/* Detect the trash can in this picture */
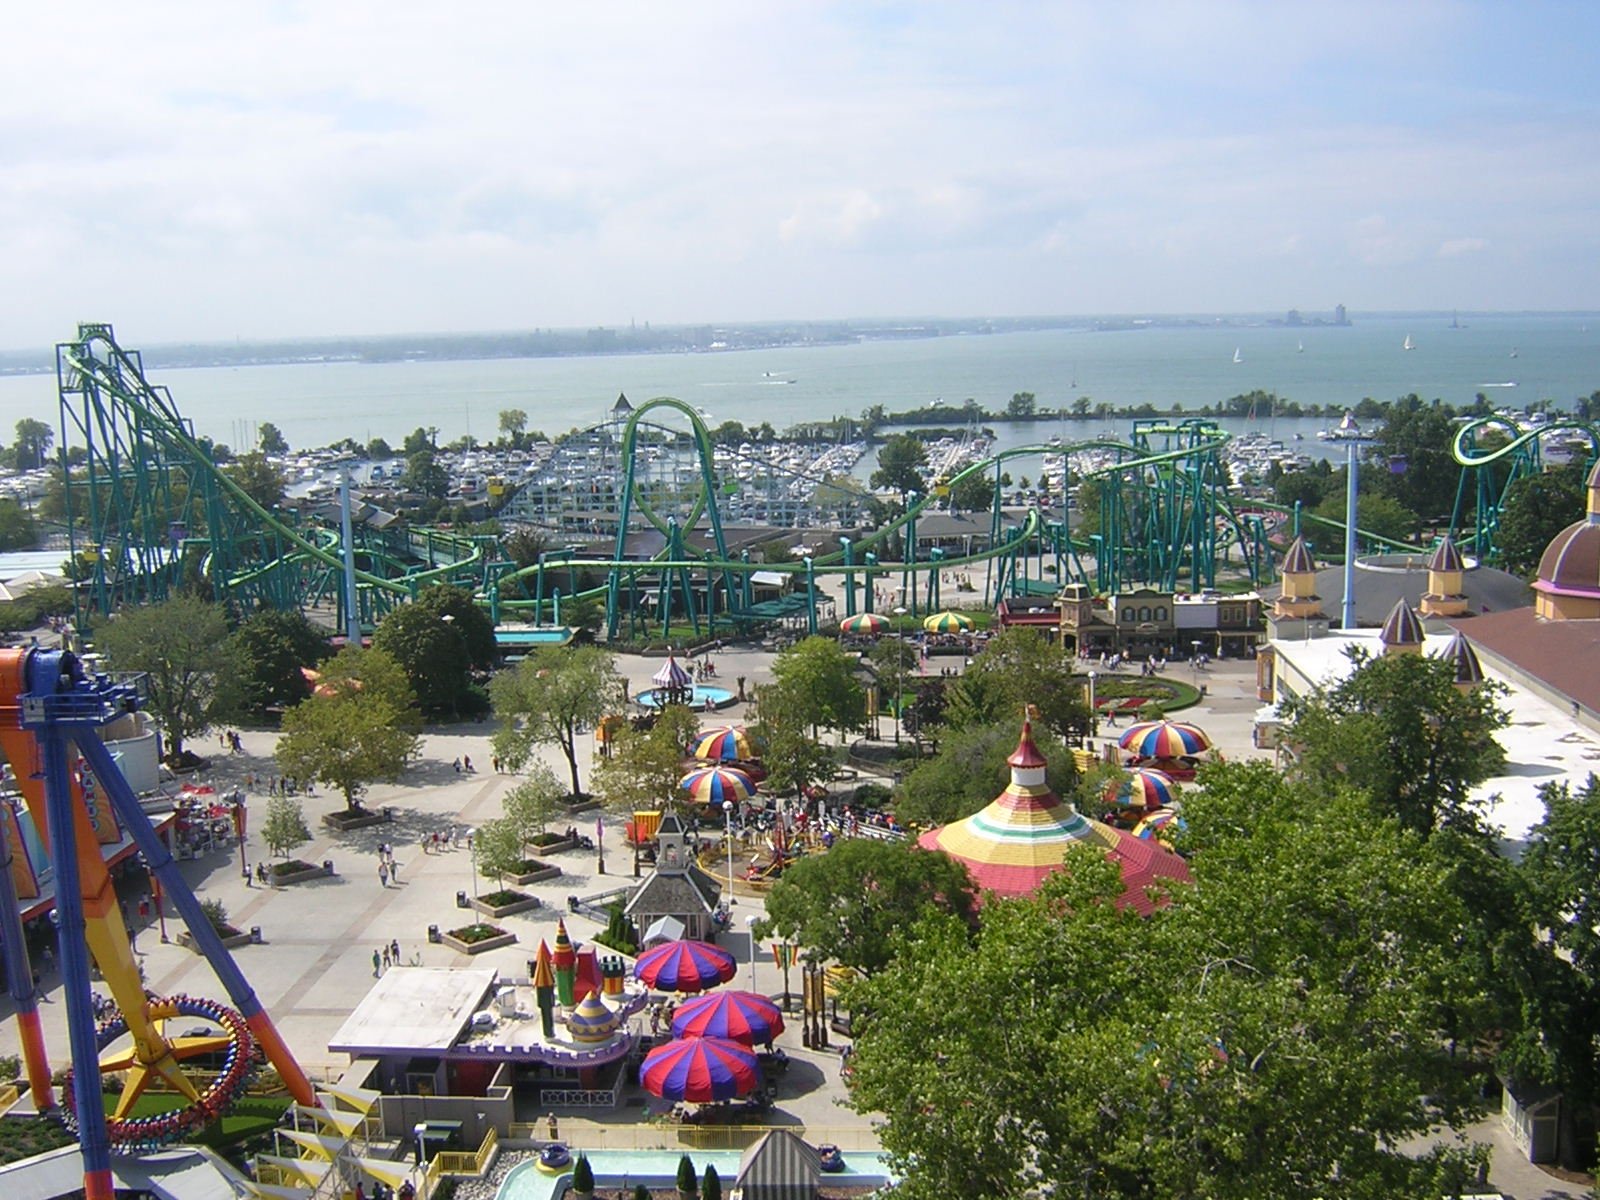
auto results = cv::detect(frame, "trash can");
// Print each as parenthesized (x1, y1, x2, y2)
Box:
(250, 926, 262, 943)
(567, 895, 579, 913)
(457, 890, 469, 908)
(428, 924, 441, 944)
(322, 859, 334, 874)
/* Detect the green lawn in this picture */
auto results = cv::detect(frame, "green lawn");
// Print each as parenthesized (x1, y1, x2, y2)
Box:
(102, 1090, 291, 1149)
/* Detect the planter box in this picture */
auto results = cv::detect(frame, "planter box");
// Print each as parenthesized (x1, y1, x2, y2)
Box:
(176, 928, 253, 953)
(509, 861, 563, 886)
(441, 928, 517, 955)
(270, 862, 331, 886)
(470, 893, 543, 919)
(323, 808, 390, 832)
(527, 835, 576, 855)
(563, 797, 601, 815)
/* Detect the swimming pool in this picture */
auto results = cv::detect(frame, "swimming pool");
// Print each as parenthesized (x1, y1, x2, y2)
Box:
(496, 1147, 893, 1200)
(496, 627, 576, 648)
(634, 685, 735, 710)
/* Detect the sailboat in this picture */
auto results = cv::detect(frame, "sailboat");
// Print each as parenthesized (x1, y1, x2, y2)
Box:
(1296, 340, 1304, 353)
(1509, 347, 1519, 358)
(1232, 347, 1243, 364)
(1403, 335, 1414, 351)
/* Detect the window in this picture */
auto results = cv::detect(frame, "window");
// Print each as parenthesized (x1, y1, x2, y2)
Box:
(1155, 606, 1167, 621)
(1122, 608, 1134, 622)
(1139, 606, 1151, 622)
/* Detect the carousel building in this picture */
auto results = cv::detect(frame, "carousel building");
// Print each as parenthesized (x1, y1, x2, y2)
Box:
(917, 718, 1190, 913)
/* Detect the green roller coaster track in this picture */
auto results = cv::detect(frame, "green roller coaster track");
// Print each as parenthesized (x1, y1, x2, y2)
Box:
(65, 323, 1579, 643)
(1449, 415, 1600, 565)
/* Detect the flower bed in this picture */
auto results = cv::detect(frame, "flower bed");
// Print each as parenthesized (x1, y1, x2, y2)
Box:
(529, 832, 576, 853)
(508, 858, 562, 885)
(322, 807, 391, 832)
(469, 889, 543, 919)
(176, 925, 253, 953)
(268, 859, 330, 885)
(441, 923, 517, 955)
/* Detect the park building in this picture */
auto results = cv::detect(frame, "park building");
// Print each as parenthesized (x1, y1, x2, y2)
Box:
(1047, 581, 1263, 659)
(1253, 460, 1600, 1166)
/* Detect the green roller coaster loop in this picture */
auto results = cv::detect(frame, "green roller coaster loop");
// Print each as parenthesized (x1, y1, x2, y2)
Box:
(56, 324, 485, 630)
(1449, 415, 1600, 565)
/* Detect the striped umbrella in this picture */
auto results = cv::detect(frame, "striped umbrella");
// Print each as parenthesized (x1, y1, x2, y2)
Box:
(1134, 806, 1186, 844)
(1117, 720, 1212, 759)
(922, 611, 975, 634)
(671, 990, 786, 1047)
(634, 939, 738, 993)
(839, 612, 889, 635)
(693, 726, 756, 762)
(653, 653, 693, 689)
(679, 765, 757, 805)
(1106, 768, 1179, 811)
(640, 1036, 762, 1102)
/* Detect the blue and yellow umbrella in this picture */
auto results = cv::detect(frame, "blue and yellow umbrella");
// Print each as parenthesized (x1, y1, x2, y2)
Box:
(1106, 768, 1180, 812)
(692, 727, 756, 762)
(680, 765, 757, 805)
(1117, 720, 1211, 760)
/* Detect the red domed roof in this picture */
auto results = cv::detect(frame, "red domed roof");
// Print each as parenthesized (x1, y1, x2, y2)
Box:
(1535, 522, 1600, 599)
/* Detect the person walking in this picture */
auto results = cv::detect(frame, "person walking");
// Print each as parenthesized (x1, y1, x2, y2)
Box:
(378, 862, 389, 888)
(372, 949, 382, 977)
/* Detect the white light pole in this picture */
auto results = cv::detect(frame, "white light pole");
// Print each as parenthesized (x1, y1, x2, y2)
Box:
(1191, 639, 1202, 690)
(723, 799, 736, 909)
(744, 914, 760, 992)
(892, 606, 908, 743)
(1087, 669, 1098, 739)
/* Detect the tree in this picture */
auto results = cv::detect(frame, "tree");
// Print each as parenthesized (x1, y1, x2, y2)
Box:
(261, 794, 311, 861)
(895, 721, 1080, 830)
(230, 609, 330, 715)
(223, 451, 285, 510)
(274, 647, 421, 813)
(1373, 396, 1460, 520)
(947, 469, 995, 515)
(594, 704, 699, 814)
(572, 1154, 594, 1198)
(1005, 391, 1037, 419)
(504, 763, 566, 839)
(13, 419, 53, 471)
(769, 637, 865, 738)
(870, 434, 928, 499)
(366, 436, 393, 459)
(699, 1163, 720, 1200)
(845, 763, 1490, 1199)
(402, 426, 438, 456)
(498, 409, 528, 446)
(1495, 463, 1588, 575)
(94, 596, 239, 760)
(257, 422, 289, 455)
(944, 627, 1089, 743)
(502, 529, 551, 572)
(372, 603, 474, 715)
(1505, 774, 1600, 1168)
(750, 683, 838, 800)
(491, 645, 623, 796)
(0, 498, 37, 551)
(1282, 645, 1509, 837)
(473, 817, 527, 890)
(403, 449, 449, 499)
(1312, 487, 1419, 544)
(869, 638, 918, 744)
(757, 838, 975, 977)
(676, 1155, 696, 1196)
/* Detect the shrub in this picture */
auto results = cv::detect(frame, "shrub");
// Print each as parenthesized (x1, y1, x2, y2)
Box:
(199, 898, 236, 935)
(447, 923, 506, 944)
(479, 889, 530, 909)
(572, 1153, 594, 1194)
(676, 1154, 696, 1193)
(634, 1186, 652, 1200)
(700, 1163, 721, 1200)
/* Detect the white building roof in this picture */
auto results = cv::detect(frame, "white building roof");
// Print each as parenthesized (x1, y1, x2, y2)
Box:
(328, 966, 497, 1055)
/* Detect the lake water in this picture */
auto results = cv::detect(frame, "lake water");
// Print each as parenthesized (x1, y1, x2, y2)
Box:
(2, 313, 1596, 453)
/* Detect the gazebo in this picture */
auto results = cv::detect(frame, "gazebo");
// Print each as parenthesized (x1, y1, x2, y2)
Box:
(918, 717, 1190, 914)
(652, 652, 695, 707)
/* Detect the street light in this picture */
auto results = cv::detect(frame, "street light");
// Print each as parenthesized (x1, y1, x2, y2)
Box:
(1087, 670, 1098, 741)
(723, 799, 736, 909)
(1191, 639, 1203, 690)
(744, 914, 760, 992)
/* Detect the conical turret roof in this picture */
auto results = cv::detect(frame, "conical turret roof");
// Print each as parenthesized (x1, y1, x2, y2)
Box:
(1281, 535, 1317, 575)
(1436, 631, 1484, 686)
(1379, 598, 1425, 647)
(1427, 536, 1464, 573)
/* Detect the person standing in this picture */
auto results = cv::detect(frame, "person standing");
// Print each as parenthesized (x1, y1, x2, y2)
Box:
(378, 862, 389, 888)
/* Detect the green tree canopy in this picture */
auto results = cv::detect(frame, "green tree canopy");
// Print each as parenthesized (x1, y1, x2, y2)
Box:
(491, 645, 623, 796)
(1311, 487, 1420, 544)
(503, 763, 566, 838)
(473, 817, 527, 889)
(223, 451, 286, 510)
(261, 794, 311, 861)
(944, 626, 1089, 742)
(750, 682, 838, 800)
(756, 838, 976, 977)
(0, 498, 38, 551)
(257, 422, 289, 455)
(846, 761, 1490, 1199)
(94, 596, 239, 759)
(870, 434, 929, 499)
(1494, 462, 1588, 575)
(594, 704, 699, 815)
(13, 418, 53, 471)
(769, 636, 866, 738)
(230, 609, 329, 715)
(274, 646, 421, 812)
(894, 720, 1082, 831)
(1281, 645, 1509, 836)
(1372, 396, 1460, 519)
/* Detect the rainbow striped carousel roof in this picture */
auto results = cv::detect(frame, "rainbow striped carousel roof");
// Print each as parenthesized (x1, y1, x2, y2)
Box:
(918, 718, 1189, 914)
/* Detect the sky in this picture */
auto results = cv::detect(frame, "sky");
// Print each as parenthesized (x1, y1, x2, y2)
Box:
(4, 1, 1599, 348)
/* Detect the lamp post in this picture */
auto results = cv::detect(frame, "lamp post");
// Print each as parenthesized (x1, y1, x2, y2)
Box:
(1087, 670, 1098, 742)
(723, 799, 736, 908)
(744, 914, 760, 992)
(1191, 639, 1202, 689)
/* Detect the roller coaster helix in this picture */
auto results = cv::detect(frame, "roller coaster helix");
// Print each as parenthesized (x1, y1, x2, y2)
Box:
(1449, 414, 1600, 565)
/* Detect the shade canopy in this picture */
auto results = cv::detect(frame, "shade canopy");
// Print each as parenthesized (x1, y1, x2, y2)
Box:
(640, 1036, 762, 1102)
(672, 989, 786, 1047)
(634, 939, 738, 993)
(1134, 807, 1186, 843)
(1117, 719, 1212, 759)
(693, 726, 757, 762)
(1107, 768, 1179, 812)
(680, 765, 757, 805)
(839, 612, 889, 635)
(919, 718, 1190, 914)
(922, 610, 975, 634)
(653, 653, 693, 689)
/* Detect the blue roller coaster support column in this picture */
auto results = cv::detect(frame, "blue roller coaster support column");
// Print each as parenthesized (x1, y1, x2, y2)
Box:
(902, 494, 918, 615)
(928, 548, 943, 611)
(863, 552, 878, 613)
(339, 469, 362, 646)
(804, 558, 818, 635)
(39, 723, 113, 1199)
(740, 551, 753, 613)
(0, 813, 53, 1109)
(552, 589, 562, 627)
(1342, 438, 1360, 630)
(840, 537, 856, 616)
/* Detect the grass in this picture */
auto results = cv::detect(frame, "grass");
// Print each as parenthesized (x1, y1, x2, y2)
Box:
(100, 1091, 291, 1149)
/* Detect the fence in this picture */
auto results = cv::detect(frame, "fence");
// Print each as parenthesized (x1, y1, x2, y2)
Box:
(508, 1122, 883, 1153)
(425, 1126, 499, 1192)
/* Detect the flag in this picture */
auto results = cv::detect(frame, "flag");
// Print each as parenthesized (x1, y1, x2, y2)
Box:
(771, 943, 799, 968)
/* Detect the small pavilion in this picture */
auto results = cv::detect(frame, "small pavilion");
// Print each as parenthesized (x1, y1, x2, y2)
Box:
(917, 718, 1190, 914)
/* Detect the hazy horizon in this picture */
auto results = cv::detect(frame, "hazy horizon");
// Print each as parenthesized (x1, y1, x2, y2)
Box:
(6, 3, 1599, 348)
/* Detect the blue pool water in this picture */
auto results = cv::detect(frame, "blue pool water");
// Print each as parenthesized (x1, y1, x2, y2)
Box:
(495, 628, 575, 647)
(497, 1147, 894, 1200)
(634, 685, 735, 709)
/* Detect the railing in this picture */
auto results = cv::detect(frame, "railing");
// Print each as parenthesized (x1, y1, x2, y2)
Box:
(538, 1087, 619, 1107)
(508, 1122, 883, 1153)
(0, 1084, 19, 1112)
(424, 1127, 499, 1194)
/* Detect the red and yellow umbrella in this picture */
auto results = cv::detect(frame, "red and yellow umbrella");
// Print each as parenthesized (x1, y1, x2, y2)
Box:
(1117, 720, 1211, 760)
